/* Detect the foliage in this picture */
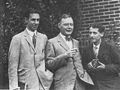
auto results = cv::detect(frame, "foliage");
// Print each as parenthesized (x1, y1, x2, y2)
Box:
(2, 0, 79, 87)
(2, 0, 120, 88)
(3, 0, 79, 59)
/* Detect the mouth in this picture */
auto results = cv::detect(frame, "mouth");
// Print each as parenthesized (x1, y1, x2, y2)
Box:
(33, 25, 38, 28)
(66, 29, 72, 32)
(90, 38, 95, 41)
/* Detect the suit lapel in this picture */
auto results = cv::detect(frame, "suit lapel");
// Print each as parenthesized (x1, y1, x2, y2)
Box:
(57, 34, 78, 51)
(98, 40, 106, 58)
(72, 39, 77, 49)
(57, 34, 70, 51)
(89, 44, 96, 59)
(35, 32, 43, 51)
(88, 41, 106, 60)
(23, 30, 35, 52)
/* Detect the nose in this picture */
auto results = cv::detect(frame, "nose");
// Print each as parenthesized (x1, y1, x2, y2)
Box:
(68, 24, 71, 27)
(68, 24, 73, 29)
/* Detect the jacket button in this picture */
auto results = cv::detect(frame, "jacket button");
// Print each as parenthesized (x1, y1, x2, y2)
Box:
(80, 74, 84, 78)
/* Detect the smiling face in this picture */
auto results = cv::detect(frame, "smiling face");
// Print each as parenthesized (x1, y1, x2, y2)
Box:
(89, 27, 104, 45)
(58, 17, 74, 36)
(26, 13, 40, 32)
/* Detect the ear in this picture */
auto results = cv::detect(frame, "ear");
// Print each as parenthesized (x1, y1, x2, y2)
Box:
(100, 32, 104, 37)
(24, 17, 29, 24)
(58, 22, 61, 29)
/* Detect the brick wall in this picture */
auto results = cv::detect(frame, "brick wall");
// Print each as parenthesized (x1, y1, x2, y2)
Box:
(78, 0, 120, 48)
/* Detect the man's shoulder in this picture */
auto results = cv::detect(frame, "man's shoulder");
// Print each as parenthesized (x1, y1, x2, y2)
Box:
(73, 38, 79, 43)
(48, 36, 58, 43)
(10, 31, 25, 44)
(101, 40, 114, 48)
(37, 32, 47, 38)
(12, 31, 24, 39)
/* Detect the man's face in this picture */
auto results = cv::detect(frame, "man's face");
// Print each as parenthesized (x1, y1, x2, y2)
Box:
(89, 27, 104, 45)
(58, 17, 74, 36)
(26, 13, 40, 32)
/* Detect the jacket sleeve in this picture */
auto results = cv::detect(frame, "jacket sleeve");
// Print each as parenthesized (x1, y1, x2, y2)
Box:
(45, 41, 68, 72)
(81, 47, 90, 71)
(8, 36, 20, 90)
(104, 45, 120, 73)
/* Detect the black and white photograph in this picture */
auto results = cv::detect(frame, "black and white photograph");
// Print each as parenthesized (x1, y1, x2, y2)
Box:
(1, 0, 120, 90)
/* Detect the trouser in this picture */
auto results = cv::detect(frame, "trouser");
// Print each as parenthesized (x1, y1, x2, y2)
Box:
(18, 82, 25, 90)
(74, 76, 86, 90)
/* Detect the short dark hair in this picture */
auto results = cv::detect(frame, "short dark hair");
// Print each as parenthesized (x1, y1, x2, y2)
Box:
(24, 8, 40, 19)
(58, 13, 72, 23)
(90, 23, 105, 33)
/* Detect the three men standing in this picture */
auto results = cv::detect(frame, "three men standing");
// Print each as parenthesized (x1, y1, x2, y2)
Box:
(9, 10, 120, 90)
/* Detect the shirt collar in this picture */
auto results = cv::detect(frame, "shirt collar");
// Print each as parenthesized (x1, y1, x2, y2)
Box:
(26, 28, 37, 37)
(60, 33, 66, 41)
(60, 33, 72, 41)
(93, 39, 101, 49)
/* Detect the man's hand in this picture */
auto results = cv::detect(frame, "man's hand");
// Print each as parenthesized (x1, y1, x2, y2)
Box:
(87, 60, 105, 72)
(65, 48, 78, 58)
(96, 61, 105, 69)
(87, 61, 99, 72)
(88, 62, 95, 70)
(13, 87, 20, 90)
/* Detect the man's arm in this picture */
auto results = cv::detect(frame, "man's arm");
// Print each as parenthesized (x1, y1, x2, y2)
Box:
(103, 45, 120, 73)
(81, 47, 90, 70)
(45, 41, 68, 72)
(45, 40, 77, 72)
(8, 36, 20, 90)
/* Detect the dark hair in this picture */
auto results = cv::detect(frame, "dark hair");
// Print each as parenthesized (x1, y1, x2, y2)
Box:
(58, 13, 72, 23)
(24, 8, 40, 19)
(90, 23, 105, 33)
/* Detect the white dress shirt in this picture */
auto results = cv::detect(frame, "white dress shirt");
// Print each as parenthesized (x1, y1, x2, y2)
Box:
(93, 40, 101, 58)
(60, 33, 73, 49)
(26, 28, 37, 42)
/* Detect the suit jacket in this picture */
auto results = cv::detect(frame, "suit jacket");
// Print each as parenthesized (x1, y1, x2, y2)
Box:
(46, 34, 93, 90)
(81, 39, 120, 90)
(8, 30, 48, 90)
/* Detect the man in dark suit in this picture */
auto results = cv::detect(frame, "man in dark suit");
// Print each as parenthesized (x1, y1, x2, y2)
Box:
(81, 23, 120, 90)
(8, 8, 52, 90)
(46, 14, 93, 90)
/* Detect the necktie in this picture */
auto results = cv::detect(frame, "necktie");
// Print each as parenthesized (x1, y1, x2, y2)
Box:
(32, 34, 36, 48)
(93, 46, 98, 58)
(65, 36, 71, 41)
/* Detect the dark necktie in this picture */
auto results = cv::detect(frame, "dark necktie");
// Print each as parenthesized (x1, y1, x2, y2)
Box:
(32, 34, 36, 48)
(65, 36, 71, 41)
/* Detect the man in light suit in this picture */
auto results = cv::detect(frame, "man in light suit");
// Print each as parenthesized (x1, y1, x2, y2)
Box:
(8, 8, 48, 90)
(46, 14, 93, 90)
(81, 23, 120, 90)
